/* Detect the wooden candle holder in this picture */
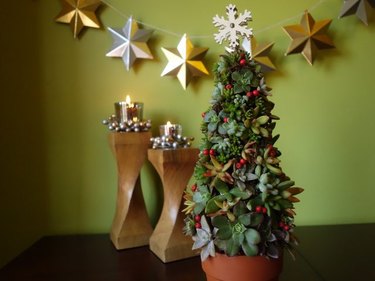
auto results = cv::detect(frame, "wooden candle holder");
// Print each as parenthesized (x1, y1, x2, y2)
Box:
(148, 148, 199, 263)
(108, 132, 153, 250)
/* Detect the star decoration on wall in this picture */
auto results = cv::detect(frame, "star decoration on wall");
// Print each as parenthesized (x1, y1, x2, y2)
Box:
(55, 0, 102, 38)
(106, 16, 154, 71)
(338, 0, 375, 25)
(283, 11, 335, 65)
(161, 34, 209, 90)
(213, 4, 253, 53)
(242, 37, 276, 72)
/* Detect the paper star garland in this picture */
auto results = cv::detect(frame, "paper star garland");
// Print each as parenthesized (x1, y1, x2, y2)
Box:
(55, 0, 102, 38)
(242, 37, 276, 72)
(338, 0, 375, 25)
(161, 34, 209, 90)
(106, 16, 154, 71)
(283, 11, 335, 65)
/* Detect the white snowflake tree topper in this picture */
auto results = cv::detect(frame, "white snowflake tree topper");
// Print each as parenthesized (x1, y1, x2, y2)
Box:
(213, 4, 253, 54)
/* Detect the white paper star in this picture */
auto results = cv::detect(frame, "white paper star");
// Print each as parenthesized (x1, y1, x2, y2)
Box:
(106, 16, 154, 71)
(213, 4, 253, 52)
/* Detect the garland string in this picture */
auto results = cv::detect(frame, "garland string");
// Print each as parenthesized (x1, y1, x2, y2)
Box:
(100, 0, 329, 38)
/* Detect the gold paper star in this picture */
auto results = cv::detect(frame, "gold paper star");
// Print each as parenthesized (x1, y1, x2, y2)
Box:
(161, 34, 209, 90)
(106, 16, 154, 71)
(55, 0, 102, 38)
(338, 0, 375, 25)
(242, 37, 276, 72)
(283, 11, 335, 65)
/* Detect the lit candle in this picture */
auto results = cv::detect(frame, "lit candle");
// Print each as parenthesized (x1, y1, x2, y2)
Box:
(159, 121, 182, 136)
(114, 95, 143, 124)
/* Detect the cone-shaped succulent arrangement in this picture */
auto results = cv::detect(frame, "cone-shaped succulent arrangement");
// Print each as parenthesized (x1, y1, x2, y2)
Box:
(183, 48, 303, 261)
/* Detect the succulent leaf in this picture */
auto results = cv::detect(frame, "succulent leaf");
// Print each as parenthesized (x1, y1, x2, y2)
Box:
(230, 186, 251, 199)
(226, 237, 241, 256)
(244, 228, 261, 244)
(249, 213, 264, 227)
(212, 215, 230, 228)
(217, 225, 233, 240)
(205, 195, 224, 214)
(242, 241, 258, 256)
(214, 179, 229, 194)
(238, 213, 251, 226)
(277, 180, 295, 190)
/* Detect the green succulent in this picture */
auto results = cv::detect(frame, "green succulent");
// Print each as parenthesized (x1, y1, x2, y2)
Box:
(192, 185, 211, 214)
(224, 120, 246, 137)
(251, 115, 270, 137)
(231, 70, 253, 94)
(210, 136, 231, 154)
(232, 165, 258, 191)
(212, 212, 262, 257)
(204, 110, 220, 133)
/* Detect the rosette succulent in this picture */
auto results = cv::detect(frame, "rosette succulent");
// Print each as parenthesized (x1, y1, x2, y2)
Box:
(183, 49, 303, 261)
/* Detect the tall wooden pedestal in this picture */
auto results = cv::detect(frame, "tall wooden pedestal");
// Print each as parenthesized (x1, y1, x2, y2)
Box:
(108, 132, 153, 250)
(148, 148, 199, 263)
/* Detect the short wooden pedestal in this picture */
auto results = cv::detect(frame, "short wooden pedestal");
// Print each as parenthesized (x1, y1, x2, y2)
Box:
(108, 132, 153, 250)
(148, 148, 199, 263)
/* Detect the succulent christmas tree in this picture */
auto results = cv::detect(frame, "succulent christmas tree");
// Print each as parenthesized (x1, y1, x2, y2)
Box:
(183, 4, 303, 261)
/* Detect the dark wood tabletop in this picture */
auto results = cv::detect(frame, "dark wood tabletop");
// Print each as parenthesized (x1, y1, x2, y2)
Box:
(295, 224, 375, 281)
(0, 224, 374, 281)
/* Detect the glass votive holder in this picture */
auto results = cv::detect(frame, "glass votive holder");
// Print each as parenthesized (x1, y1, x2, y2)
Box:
(159, 122, 182, 137)
(115, 102, 144, 123)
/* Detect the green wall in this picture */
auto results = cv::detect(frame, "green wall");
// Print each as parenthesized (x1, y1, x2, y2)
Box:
(0, 1, 48, 268)
(1, 0, 375, 267)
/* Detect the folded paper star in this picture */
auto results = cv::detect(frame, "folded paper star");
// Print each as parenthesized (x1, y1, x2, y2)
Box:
(161, 34, 209, 90)
(338, 0, 375, 25)
(55, 0, 102, 38)
(283, 11, 335, 65)
(242, 37, 276, 72)
(106, 16, 154, 71)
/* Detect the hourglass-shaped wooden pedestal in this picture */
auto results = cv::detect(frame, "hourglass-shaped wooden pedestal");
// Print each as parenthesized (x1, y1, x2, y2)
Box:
(148, 148, 199, 263)
(108, 132, 153, 250)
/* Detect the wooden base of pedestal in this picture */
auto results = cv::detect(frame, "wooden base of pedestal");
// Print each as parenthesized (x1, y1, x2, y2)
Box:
(149, 216, 198, 263)
(148, 148, 199, 263)
(109, 132, 153, 250)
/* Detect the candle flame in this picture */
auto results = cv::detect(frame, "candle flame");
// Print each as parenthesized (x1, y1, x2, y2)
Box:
(166, 121, 172, 126)
(125, 95, 131, 104)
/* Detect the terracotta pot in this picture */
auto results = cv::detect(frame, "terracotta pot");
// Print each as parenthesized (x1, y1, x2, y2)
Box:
(202, 253, 283, 281)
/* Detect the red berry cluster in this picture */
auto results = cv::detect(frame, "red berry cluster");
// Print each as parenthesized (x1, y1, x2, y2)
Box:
(255, 205, 267, 214)
(246, 89, 260, 98)
(279, 221, 290, 232)
(203, 149, 215, 156)
(223, 117, 229, 123)
(194, 214, 201, 229)
(235, 158, 247, 169)
(225, 84, 233, 90)
(239, 58, 247, 66)
(191, 184, 198, 192)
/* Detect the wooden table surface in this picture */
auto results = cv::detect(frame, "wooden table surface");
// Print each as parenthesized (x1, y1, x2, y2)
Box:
(0, 224, 374, 281)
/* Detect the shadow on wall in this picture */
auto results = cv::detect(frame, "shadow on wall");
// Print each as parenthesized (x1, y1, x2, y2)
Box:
(0, 2, 49, 267)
